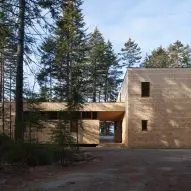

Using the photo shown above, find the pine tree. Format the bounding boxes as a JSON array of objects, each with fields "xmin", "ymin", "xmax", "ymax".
[
  {"xmin": 0, "ymin": 0, "xmax": 17, "ymax": 137},
  {"xmin": 37, "ymin": 0, "xmax": 88, "ymax": 106},
  {"xmin": 38, "ymin": 0, "xmax": 88, "ymax": 107},
  {"xmin": 86, "ymin": 28, "xmax": 122, "ymax": 102},
  {"xmin": 102, "ymin": 41, "xmax": 122, "ymax": 102},
  {"xmin": 142, "ymin": 41, "xmax": 191, "ymax": 68},
  {"xmin": 168, "ymin": 40, "xmax": 191, "ymax": 67},
  {"xmin": 0, "ymin": 0, "xmax": 63, "ymax": 142},
  {"xmin": 142, "ymin": 47, "xmax": 171, "ymax": 68},
  {"xmin": 14, "ymin": 0, "xmax": 25, "ymax": 142},
  {"xmin": 37, "ymin": 0, "xmax": 88, "ymax": 147},
  {"xmin": 120, "ymin": 38, "xmax": 142, "ymax": 68},
  {"xmin": 0, "ymin": 0, "xmax": 14, "ymax": 102},
  {"xmin": 86, "ymin": 27, "xmax": 107, "ymax": 102},
  {"xmin": 37, "ymin": 37, "xmax": 57, "ymax": 101}
]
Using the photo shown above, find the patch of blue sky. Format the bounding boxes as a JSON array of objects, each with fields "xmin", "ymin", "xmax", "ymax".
[
  {"xmin": 82, "ymin": 0, "xmax": 191, "ymax": 55},
  {"xmin": 28, "ymin": 0, "xmax": 191, "ymax": 90}
]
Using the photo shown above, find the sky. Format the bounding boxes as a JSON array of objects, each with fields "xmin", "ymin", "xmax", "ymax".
[
  {"xmin": 27, "ymin": 0, "xmax": 191, "ymax": 90},
  {"xmin": 82, "ymin": 0, "xmax": 191, "ymax": 56}
]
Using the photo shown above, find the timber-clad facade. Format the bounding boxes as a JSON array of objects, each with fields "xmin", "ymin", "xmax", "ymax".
[{"xmin": 1, "ymin": 68, "xmax": 191, "ymax": 148}]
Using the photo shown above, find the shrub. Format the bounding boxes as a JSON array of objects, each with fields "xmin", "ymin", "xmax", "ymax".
[
  {"xmin": 2, "ymin": 144, "xmax": 26, "ymax": 165},
  {"xmin": 0, "ymin": 133, "xmax": 14, "ymax": 164},
  {"xmin": 2, "ymin": 143, "xmax": 55, "ymax": 166},
  {"xmin": 51, "ymin": 121, "xmax": 79, "ymax": 165},
  {"xmin": 0, "ymin": 134, "xmax": 12, "ymax": 145},
  {"xmin": 25, "ymin": 144, "xmax": 54, "ymax": 166},
  {"xmin": 51, "ymin": 121, "xmax": 76, "ymax": 146},
  {"xmin": 0, "ymin": 131, "xmax": 79, "ymax": 167}
]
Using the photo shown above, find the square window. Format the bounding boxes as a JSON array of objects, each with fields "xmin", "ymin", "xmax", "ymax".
[
  {"xmin": 141, "ymin": 82, "xmax": 150, "ymax": 97},
  {"xmin": 81, "ymin": 112, "xmax": 91, "ymax": 119},
  {"xmin": 49, "ymin": 112, "xmax": 58, "ymax": 119}
]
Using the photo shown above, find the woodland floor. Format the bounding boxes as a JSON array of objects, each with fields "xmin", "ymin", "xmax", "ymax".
[{"xmin": 1, "ymin": 148, "xmax": 191, "ymax": 191}]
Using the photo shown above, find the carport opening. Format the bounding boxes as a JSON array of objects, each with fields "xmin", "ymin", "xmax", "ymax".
[{"xmin": 99, "ymin": 121, "xmax": 122, "ymax": 143}]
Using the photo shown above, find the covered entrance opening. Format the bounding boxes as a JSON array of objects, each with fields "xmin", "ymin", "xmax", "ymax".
[
  {"xmin": 100, "ymin": 121, "xmax": 115, "ymax": 143},
  {"xmin": 97, "ymin": 110, "xmax": 123, "ymax": 144},
  {"xmin": 99, "ymin": 121, "xmax": 122, "ymax": 143}
]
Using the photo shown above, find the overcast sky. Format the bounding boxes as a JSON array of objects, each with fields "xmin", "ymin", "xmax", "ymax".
[{"xmin": 82, "ymin": 0, "xmax": 191, "ymax": 56}]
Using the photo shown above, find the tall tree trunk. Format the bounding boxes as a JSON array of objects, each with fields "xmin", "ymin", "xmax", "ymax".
[
  {"xmin": 0, "ymin": 55, "xmax": 3, "ymax": 102},
  {"xmin": 92, "ymin": 62, "xmax": 96, "ymax": 102},
  {"xmin": 98, "ymin": 88, "xmax": 101, "ymax": 102},
  {"xmin": 104, "ymin": 74, "xmax": 108, "ymax": 102},
  {"xmin": 0, "ymin": 0, "xmax": 5, "ymax": 101},
  {"xmin": 67, "ymin": 54, "xmax": 72, "ymax": 103},
  {"xmin": 9, "ymin": 63, "xmax": 12, "ymax": 138},
  {"xmin": 15, "ymin": 0, "xmax": 25, "ymax": 142},
  {"xmin": 2, "ymin": 55, "xmax": 4, "ymax": 133},
  {"xmin": 92, "ymin": 84, "xmax": 96, "ymax": 102},
  {"xmin": 49, "ymin": 66, "xmax": 52, "ymax": 101}
]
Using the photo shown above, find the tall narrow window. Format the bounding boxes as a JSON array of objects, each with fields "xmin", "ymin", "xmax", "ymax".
[
  {"xmin": 142, "ymin": 120, "xmax": 148, "ymax": 131},
  {"xmin": 92, "ymin": 112, "xmax": 98, "ymax": 119},
  {"xmin": 70, "ymin": 121, "xmax": 77, "ymax": 132},
  {"xmin": 141, "ymin": 82, "xmax": 150, "ymax": 97}
]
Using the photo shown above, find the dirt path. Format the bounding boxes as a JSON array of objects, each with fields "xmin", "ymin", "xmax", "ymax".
[{"xmin": 2, "ymin": 148, "xmax": 191, "ymax": 191}]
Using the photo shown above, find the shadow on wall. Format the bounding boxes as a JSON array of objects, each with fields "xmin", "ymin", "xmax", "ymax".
[
  {"xmin": 81, "ymin": 126, "xmax": 99, "ymax": 144},
  {"xmin": 128, "ymin": 70, "xmax": 191, "ymax": 148}
]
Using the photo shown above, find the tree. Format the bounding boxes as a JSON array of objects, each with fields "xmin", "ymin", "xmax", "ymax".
[
  {"xmin": 119, "ymin": 38, "xmax": 142, "ymax": 68},
  {"xmin": 168, "ymin": 40, "xmax": 191, "ymax": 68},
  {"xmin": 38, "ymin": 0, "xmax": 88, "ymax": 106},
  {"xmin": 142, "ymin": 41, "xmax": 191, "ymax": 68},
  {"xmin": 0, "ymin": 0, "xmax": 63, "ymax": 142},
  {"xmin": 86, "ymin": 27, "xmax": 106, "ymax": 102},
  {"xmin": 142, "ymin": 47, "xmax": 171, "ymax": 68},
  {"xmin": 38, "ymin": 0, "xmax": 88, "ymax": 146},
  {"xmin": 0, "ymin": 0, "xmax": 17, "ymax": 137},
  {"xmin": 37, "ymin": 37, "xmax": 57, "ymax": 101},
  {"xmin": 85, "ymin": 28, "xmax": 122, "ymax": 102},
  {"xmin": 14, "ymin": 0, "xmax": 25, "ymax": 142},
  {"xmin": 102, "ymin": 41, "xmax": 122, "ymax": 102},
  {"xmin": 37, "ymin": 0, "xmax": 88, "ymax": 147}
]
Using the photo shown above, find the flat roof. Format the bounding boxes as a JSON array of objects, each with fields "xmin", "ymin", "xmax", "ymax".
[{"xmin": 24, "ymin": 102, "xmax": 125, "ymax": 112}]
